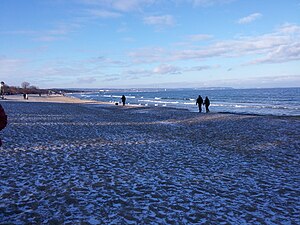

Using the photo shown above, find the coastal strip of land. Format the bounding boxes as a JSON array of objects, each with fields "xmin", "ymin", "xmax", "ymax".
[
  {"xmin": 3, "ymin": 94, "xmax": 109, "ymax": 104},
  {"xmin": 0, "ymin": 95, "xmax": 299, "ymax": 224}
]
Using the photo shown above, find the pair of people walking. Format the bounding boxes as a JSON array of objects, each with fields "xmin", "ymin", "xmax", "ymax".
[{"xmin": 196, "ymin": 95, "xmax": 210, "ymax": 113}]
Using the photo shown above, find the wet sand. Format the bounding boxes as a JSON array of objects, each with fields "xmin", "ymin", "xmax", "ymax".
[{"xmin": 0, "ymin": 96, "xmax": 299, "ymax": 224}]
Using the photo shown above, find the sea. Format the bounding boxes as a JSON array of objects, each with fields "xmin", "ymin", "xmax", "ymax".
[{"xmin": 69, "ymin": 88, "xmax": 300, "ymax": 116}]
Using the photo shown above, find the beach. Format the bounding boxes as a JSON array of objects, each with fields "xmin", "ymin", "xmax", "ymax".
[{"xmin": 0, "ymin": 95, "xmax": 299, "ymax": 224}]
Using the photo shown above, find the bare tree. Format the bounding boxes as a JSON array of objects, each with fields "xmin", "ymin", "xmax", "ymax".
[
  {"xmin": 29, "ymin": 85, "xmax": 38, "ymax": 90},
  {"xmin": 21, "ymin": 82, "xmax": 30, "ymax": 89}
]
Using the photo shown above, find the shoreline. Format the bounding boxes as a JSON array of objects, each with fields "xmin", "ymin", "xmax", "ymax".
[
  {"xmin": 1, "ymin": 94, "xmax": 110, "ymax": 104},
  {"xmin": 1, "ymin": 94, "xmax": 299, "ymax": 119},
  {"xmin": 1, "ymin": 94, "xmax": 145, "ymax": 109},
  {"xmin": 66, "ymin": 88, "xmax": 300, "ymax": 117}
]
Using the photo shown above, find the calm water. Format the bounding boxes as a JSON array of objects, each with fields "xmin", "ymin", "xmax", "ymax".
[{"xmin": 70, "ymin": 88, "xmax": 300, "ymax": 116}]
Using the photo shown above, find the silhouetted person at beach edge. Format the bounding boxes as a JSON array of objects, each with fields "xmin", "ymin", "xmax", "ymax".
[
  {"xmin": 0, "ymin": 104, "xmax": 7, "ymax": 147},
  {"xmin": 121, "ymin": 95, "xmax": 126, "ymax": 106},
  {"xmin": 196, "ymin": 95, "xmax": 203, "ymax": 113},
  {"xmin": 204, "ymin": 96, "xmax": 210, "ymax": 113}
]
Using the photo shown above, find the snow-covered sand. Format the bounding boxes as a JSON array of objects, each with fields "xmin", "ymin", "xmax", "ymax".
[
  {"xmin": 3, "ymin": 94, "xmax": 109, "ymax": 104},
  {"xmin": 0, "ymin": 96, "xmax": 299, "ymax": 224}
]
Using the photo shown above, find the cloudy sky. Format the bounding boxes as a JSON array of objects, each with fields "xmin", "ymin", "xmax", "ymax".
[{"xmin": 1, "ymin": 0, "xmax": 300, "ymax": 88}]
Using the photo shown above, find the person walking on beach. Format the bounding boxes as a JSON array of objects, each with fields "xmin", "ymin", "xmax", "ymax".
[
  {"xmin": 0, "ymin": 104, "xmax": 7, "ymax": 147},
  {"xmin": 121, "ymin": 95, "xmax": 126, "ymax": 106},
  {"xmin": 1, "ymin": 81, "xmax": 5, "ymax": 99},
  {"xmin": 203, "ymin": 96, "xmax": 210, "ymax": 113},
  {"xmin": 196, "ymin": 95, "xmax": 203, "ymax": 113}
]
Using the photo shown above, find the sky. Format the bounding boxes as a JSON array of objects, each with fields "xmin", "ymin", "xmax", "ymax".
[{"xmin": 0, "ymin": 0, "xmax": 300, "ymax": 89}]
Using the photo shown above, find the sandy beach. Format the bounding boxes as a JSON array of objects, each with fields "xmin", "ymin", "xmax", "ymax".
[
  {"xmin": 4, "ymin": 94, "xmax": 110, "ymax": 104},
  {"xmin": 0, "ymin": 95, "xmax": 299, "ymax": 224}
]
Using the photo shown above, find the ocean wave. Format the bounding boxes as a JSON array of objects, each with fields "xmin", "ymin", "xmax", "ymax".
[
  {"xmin": 212, "ymin": 103, "xmax": 299, "ymax": 110},
  {"xmin": 138, "ymin": 99, "xmax": 179, "ymax": 104},
  {"xmin": 160, "ymin": 97, "xmax": 196, "ymax": 101},
  {"xmin": 69, "ymin": 88, "xmax": 300, "ymax": 116}
]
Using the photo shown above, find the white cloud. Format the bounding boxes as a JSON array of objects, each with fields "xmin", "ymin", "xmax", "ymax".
[
  {"xmin": 1, "ymin": 22, "xmax": 81, "ymax": 42},
  {"xmin": 244, "ymin": 24, "xmax": 300, "ymax": 64},
  {"xmin": 129, "ymin": 47, "xmax": 167, "ymax": 63},
  {"xmin": 39, "ymin": 22, "xmax": 81, "ymax": 42},
  {"xmin": 85, "ymin": 56, "xmax": 126, "ymax": 66},
  {"xmin": 102, "ymin": 75, "xmax": 121, "ymax": 82},
  {"xmin": 187, "ymin": 65, "xmax": 220, "ymax": 71},
  {"xmin": 35, "ymin": 36, "xmax": 67, "ymax": 42},
  {"xmin": 143, "ymin": 15, "xmax": 176, "ymax": 27},
  {"xmin": 125, "ymin": 68, "xmax": 153, "ymax": 77},
  {"xmin": 123, "ymin": 64, "xmax": 181, "ymax": 79},
  {"xmin": 186, "ymin": 34, "xmax": 213, "ymax": 41},
  {"xmin": 174, "ymin": 32, "xmax": 299, "ymax": 61},
  {"xmin": 209, "ymin": 75, "xmax": 300, "ymax": 88},
  {"xmin": 237, "ymin": 13, "xmax": 262, "ymax": 24},
  {"xmin": 248, "ymin": 43, "xmax": 300, "ymax": 64},
  {"xmin": 129, "ymin": 23, "xmax": 300, "ymax": 65},
  {"xmin": 277, "ymin": 23, "xmax": 300, "ymax": 34},
  {"xmin": 78, "ymin": 0, "xmax": 156, "ymax": 12},
  {"xmin": 0, "ymin": 57, "xmax": 27, "ymax": 77},
  {"xmin": 153, "ymin": 64, "xmax": 181, "ymax": 74},
  {"xmin": 191, "ymin": 0, "xmax": 235, "ymax": 7},
  {"xmin": 79, "ymin": 0, "xmax": 235, "ymax": 9},
  {"xmin": 77, "ymin": 77, "xmax": 97, "ymax": 83},
  {"xmin": 123, "ymin": 63, "xmax": 217, "ymax": 79},
  {"xmin": 110, "ymin": 0, "xmax": 155, "ymax": 12},
  {"xmin": 86, "ymin": 9, "xmax": 122, "ymax": 18}
]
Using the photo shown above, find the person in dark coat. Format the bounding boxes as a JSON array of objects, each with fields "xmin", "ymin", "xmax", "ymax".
[
  {"xmin": 121, "ymin": 95, "xmax": 126, "ymax": 106},
  {"xmin": 196, "ymin": 95, "xmax": 203, "ymax": 112},
  {"xmin": 203, "ymin": 96, "xmax": 210, "ymax": 113},
  {"xmin": 0, "ymin": 104, "xmax": 7, "ymax": 147}
]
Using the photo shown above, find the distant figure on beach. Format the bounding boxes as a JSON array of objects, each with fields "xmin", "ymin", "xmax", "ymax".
[
  {"xmin": 1, "ymin": 81, "xmax": 5, "ymax": 99},
  {"xmin": 23, "ymin": 93, "xmax": 26, "ymax": 99},
  {"xmin": 196, "ymin": 95, "xmax": 203, "ymax": 113},
  {"xmin": 0, "ymin": 104, "xmax": 7, "ymax": 147},
  {"xmin": 121, "ymin": 95, "xmax": 126, "ymax": 106},
  {"xmin": 203, "ymin": 96, "xmax": 210, "ymax": 113}
]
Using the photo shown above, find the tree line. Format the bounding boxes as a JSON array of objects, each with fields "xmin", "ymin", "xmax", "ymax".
[
  {"xmin": 1, "ymin": 81, "xmax": 48, "ymax": 95},
  {"xmin": 0, "ymin": 81, "xmax": 79, "ymax": 95}
]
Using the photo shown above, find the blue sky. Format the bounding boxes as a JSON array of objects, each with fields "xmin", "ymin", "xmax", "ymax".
[{"xmin": 1, "ymin": 0, "xmax": 300, "ymax": 88}]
